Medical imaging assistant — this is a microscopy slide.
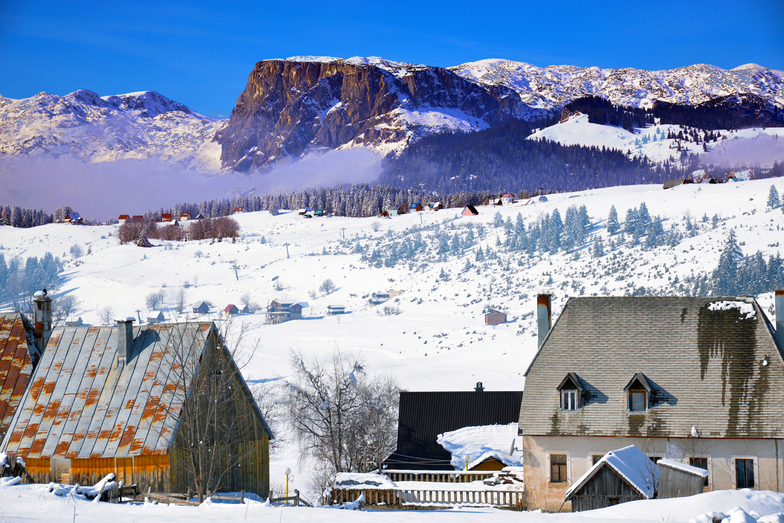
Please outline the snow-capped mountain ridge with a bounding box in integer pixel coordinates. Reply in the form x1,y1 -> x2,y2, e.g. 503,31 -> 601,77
1,57 -> 782,175
0,89 -> 223,169
449,59 -> 784,111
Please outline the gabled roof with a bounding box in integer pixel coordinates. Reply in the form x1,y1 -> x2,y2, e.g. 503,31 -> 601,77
565,445 -> 657,501
519,296 -> 784,439
0,314 -> 40,440
2,322 -> 271,459
384,390 -> 523,470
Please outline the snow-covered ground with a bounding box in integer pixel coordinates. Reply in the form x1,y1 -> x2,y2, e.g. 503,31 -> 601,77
1,481 -> 784,522
2,177 -> 784,508
529,113 -> 784,166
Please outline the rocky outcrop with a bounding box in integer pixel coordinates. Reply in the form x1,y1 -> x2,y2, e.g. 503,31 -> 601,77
215,58 -> 537,171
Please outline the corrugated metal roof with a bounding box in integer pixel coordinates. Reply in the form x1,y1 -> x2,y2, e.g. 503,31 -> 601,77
2,322 -> 225,458
383,390 -> 523,470
0,314 -> 40,442
520,296 -> 784,439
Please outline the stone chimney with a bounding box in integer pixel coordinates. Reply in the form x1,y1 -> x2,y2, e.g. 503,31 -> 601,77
33,290 -> 52,351
116,318 -> 135,367
776,290 -> 784,349
537,294 -> 552,349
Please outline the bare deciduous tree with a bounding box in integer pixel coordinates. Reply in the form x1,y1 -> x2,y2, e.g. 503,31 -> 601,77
146,289 -> 166,310
319,279 -> 336,295
162,321 -> 268,503
284,349 -> 398,479
54,294 -> 79,325
98,305 -> 114,325
239,292 -> 259,313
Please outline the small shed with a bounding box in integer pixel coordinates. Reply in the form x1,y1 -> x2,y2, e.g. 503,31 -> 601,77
327,305 -> 346,315
147,310 -> 165,324
485,310 -> 507,325
565,445 -> 657,512
224,304 -> 239,316
192,301 -> 210,315
64,316 -> 83,327
462,205 -> 479,216
656,459 -> 708,499
410,202 -> 424,212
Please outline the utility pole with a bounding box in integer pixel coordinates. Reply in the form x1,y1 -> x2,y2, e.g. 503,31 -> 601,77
340,227 -> 346,240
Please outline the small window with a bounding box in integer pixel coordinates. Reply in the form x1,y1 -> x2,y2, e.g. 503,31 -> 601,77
592,454 -> 604,465
624,373 -> 652,412
551,454 -> 567,483
690,457 -> 709,487
557,373 -> 583,411
736,458 -> 755,489
561,390 -> 577,411
629,390 -> 647,411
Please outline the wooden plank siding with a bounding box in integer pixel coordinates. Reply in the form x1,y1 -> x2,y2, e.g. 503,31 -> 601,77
3,322 -> 271,498
569,465 -> 643,512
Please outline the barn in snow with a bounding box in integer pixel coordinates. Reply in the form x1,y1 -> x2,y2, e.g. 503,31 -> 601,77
1,317 -> 272,498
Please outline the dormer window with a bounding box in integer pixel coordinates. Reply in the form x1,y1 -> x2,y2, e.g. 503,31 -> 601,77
624,373 -> 653,412
557,373 -> 584,411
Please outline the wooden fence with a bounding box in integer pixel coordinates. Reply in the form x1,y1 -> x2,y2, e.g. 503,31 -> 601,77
384,470 -> 496,483
331,488 -> 525,510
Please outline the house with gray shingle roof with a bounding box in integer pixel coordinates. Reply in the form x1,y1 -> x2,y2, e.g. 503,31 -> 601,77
519,293 -> 784,511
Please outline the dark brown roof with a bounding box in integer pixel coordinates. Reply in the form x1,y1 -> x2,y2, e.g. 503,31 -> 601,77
384,390 -> 523,470
519,296 -> 784,439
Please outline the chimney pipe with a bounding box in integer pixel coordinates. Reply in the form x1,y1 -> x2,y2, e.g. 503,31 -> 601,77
537,294 -> 552,349
33,290 -> 52,351
116,318 -> 135,366
475,382 -> 484,392
776,290 -> 784,349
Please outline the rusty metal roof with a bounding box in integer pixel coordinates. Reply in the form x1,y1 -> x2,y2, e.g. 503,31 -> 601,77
0,314 -> 40,442
2,322 -> 224,459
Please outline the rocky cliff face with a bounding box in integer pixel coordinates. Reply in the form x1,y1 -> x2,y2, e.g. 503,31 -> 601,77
215,58 -> 539,171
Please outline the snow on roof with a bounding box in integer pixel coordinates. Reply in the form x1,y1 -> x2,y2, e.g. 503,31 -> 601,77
708,300 -> 756,319
657,458 -> 709,477
333,472 -> 396,490
436,423 -> 523,470
565,445 -> 657,501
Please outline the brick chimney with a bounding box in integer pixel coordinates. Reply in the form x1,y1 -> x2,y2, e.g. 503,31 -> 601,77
537,294 -> 552,349
33,290 -> 52,351
116,318 -> 135,367
776,290 -> 784,349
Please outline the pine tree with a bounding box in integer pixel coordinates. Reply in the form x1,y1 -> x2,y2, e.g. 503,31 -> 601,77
607,206 -> 620,235
592,236 -> 605,258
713,230 -> 743,295
768,185 -> 780,210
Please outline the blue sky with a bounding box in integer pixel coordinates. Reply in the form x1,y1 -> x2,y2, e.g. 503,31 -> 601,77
2,0 -> 783,118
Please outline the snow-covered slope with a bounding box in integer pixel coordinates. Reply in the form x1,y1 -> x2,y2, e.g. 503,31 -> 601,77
450,60 -> 784,111
0,89 -> 224,170
3,177 -> 784,501
529,113 -> 784,166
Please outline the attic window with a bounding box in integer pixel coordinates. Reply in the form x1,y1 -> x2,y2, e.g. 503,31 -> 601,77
557,373 -> 584,411
624,373 -> 653,412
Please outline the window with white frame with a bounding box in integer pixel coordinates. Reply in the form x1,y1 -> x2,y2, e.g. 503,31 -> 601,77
557,373 -> 583,411
561,389 -> 577,411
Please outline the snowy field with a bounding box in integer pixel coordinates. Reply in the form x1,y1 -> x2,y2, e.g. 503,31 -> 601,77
2,177 -> 784,507
1,482 -> 784,522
